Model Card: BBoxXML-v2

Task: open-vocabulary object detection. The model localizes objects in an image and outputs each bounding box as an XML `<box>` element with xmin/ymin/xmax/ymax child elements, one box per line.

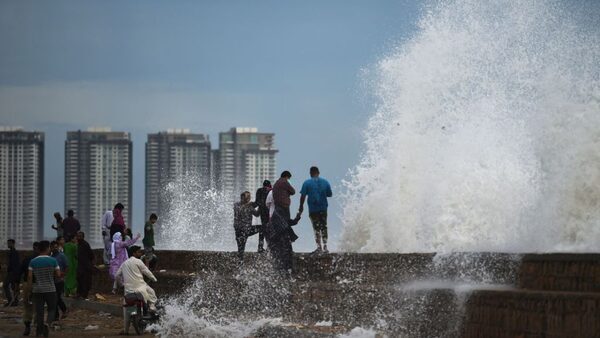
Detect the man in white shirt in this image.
<box><xmin>115</xmin><ymin>246</ymin><xmax>158</xmax><ymax>312</ymax></box>
<box><xmin>265</xmin><ymin>190</ymin><xmax>275</xmax><ymax>218</ymax></box>
<box><xmin>101</xmin><ymin>210</ymin><xmax>113</xmax><ymax>265</ymax></box>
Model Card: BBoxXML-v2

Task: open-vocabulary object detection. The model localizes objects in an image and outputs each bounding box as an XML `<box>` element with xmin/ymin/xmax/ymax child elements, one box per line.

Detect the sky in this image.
<box><xmin>0</xmin><ymin>0</ymin><xmax>421</xmax><ymax>251</ymax></box>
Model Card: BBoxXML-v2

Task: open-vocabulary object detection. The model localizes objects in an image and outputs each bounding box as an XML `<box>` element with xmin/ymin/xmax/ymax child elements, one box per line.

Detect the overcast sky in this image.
<box><xmin>0</xmin><ymin>0</ymin><xmax>421</xmax><ymax>251</ymax></box>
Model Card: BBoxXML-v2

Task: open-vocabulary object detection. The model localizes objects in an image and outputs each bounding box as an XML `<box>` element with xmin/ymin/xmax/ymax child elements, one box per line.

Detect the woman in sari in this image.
<box><xmin>109</xmin><ymin>231</ymin><xmax>140</xmax><ymax>291</ymax></box>
<box><xmin>63</xmin><ymin>235</ymin><xmax>78</xmax><ymax>296</ymax></box>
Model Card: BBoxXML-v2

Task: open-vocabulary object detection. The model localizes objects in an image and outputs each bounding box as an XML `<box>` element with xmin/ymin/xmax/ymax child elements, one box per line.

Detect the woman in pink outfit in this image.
<box><xmin>109</xmin><ymin>231</ymin><xmax>140</xmax><ymax>290</ymax></box>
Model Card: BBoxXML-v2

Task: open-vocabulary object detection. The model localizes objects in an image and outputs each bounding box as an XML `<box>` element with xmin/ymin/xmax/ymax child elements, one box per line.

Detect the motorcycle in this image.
<box><xmin>122</xmin><ymin>292</ymin><xmax>160</xmax><ymax>335</ymax></box>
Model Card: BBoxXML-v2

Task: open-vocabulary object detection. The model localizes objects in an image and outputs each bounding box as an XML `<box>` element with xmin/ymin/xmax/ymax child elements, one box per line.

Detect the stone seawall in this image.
<box><xmin>1</xmin><ymin>250</ymin><xmax>598</xmax><ymax>337</ymax></box>
<box><xmin>464</xmin><ymin>289</ymin><xmax>600</xmax><ymax>337</ymax></box>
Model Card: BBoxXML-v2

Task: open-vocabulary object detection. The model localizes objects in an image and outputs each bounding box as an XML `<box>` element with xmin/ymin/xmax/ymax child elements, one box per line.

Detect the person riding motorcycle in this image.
<box><xmin>115</xmin><ymin>245</ymin><xmax>158</xmax><ymax>312</ymax></box>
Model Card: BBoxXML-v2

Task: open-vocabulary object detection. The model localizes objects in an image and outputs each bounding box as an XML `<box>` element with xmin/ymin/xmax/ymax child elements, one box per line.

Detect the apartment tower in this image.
<box><xmin>65</xmin><ymin>128</ymin><xmax>132</xmax><ymax>246</ymax></box>
<box><xmin>217</xmin><ymin>127</ymin><xmax>277</xmax><ymax>196</ymax></box>
<box><xmin>145</xmin><ymin>129</ymin><xmax>211</xmax><ymax>219</ymax></box>
<box><xmin>0</xmin><ymin>127</ymin><xmax>44</xmax><ymax>247</ymax></box>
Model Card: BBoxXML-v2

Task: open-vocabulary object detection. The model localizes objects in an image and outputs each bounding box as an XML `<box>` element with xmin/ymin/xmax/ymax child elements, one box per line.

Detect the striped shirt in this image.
<box><xmin>29</xmin><ymin>255</ymin><xmax>59</xmax><ymax>293</ymax></box>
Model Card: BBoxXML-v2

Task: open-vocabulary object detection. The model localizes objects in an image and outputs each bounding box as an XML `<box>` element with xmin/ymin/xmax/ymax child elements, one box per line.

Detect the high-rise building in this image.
<box><xmin>65</xmin><ymin>128</ymin><xmax>132</xmax><ymax>246</ymax></box>
<box><xmin>217</xmin><ymin>127</ymin><xmax>277</xmax><ymax>196</ymax></box>
<box><xmin>0</xmin><ymin>127</ymin><xmax>44</xmax><ymax>247</ymax></box>
<box><xmin>145</xmin><ymin>129</ymin><xmax>211</xmax><ymax>219</ymax></box>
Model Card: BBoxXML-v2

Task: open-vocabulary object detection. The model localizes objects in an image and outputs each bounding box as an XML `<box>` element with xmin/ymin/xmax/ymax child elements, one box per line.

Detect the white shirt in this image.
<box><xmin>101</xmin><ymin>210</ymin><xmax>113</xmax><ymax>231</ymax></box>
<box><xmin>115</xmin><ymin>256</ymin><xmax>157</xmax><ymax>295</ymax></box>
<box><xmin>266</xmin><ymin>190</ymin><xmax>275</xmax><ymax>217</ymax></box>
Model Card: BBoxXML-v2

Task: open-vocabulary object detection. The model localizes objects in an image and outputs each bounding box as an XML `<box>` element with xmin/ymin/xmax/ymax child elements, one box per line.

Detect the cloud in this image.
<box><xmin>0</xmin><ymin>81</ymin><xmax>266</xmax><ymax>131</ymax></box>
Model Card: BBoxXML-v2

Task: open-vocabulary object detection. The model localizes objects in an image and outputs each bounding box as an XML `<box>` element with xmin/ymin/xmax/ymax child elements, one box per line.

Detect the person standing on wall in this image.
<box><xmin>272</xmin><ymin>170</ymin><xmax>300</xmax><ymax>244</ymax></box>
<box><xmin>142</xmin><ymin>213</ymin><xmax>159</xmax><ymax>270</ymax></box>
<box><xmin>62</xmin><ymin>210</ymin><xmax>80</xmax><ymax>242</ymax></box>
<box><xmin>264</xmin><ymin>209</ymin><xmax>301</xmax><ymax>274</ymax></box>
<box><xmin>50</xmin><ymin>212</ymin><xmax>63</xmax><ymax>238</ymax></box>
<box><xmin>273</xmin><ymin>171</ymin><xmax>295</xmax><ymax>220</ymax></box>
<box><xmin>100</xmin><ymin>209</ymin><xmax>114</xmax><ymax>265</ymax></box>
<box><xmin>255</xmin><ymin>180</ymin><xmax>272</xmax><ymax>253</ymax></box>
<box><xmin>299</xmin><ymin>166</ymin><xmax>333</xmax><ymax>254</ymax></box>
<box><xmin>233</xmin><ymin>191</ymin><xmax>260</xmax><ymax>263</ymax></box>
<box><xmin>110</xmin><ymin>203</ymin><xmax>127</xmax><ymax>239</ymax></box>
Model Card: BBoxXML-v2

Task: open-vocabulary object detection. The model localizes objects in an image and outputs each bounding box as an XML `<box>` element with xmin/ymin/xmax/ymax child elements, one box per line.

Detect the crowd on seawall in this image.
<box><xmin>1</xmin><ymin>166</ymin><xmax>332</xmax><ymax>336</ymax></box>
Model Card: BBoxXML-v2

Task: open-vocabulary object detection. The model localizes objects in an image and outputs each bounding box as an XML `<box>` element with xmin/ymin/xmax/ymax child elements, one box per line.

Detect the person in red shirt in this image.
<box><xmin>272</xmin><ymin>171</ymin><xmax>295</xmax><ymax>220</ymax></box>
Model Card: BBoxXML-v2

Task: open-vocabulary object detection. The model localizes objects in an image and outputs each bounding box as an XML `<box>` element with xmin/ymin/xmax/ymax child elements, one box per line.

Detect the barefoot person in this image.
<box><xmin>299</xmin><ymin>166</ymin><xmax>333</xmax><ymax>254</ymax></box>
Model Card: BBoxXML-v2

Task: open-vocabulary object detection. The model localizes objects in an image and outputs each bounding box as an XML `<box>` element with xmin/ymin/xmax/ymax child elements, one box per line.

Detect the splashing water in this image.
<box><xmin>158</xmin><ymin>172</ymin><xmax>235</xmax><ymax>251</ymax></box>
<box><xmin>150</xmin><ymin>1</ymin><xmax>599</xmax><ymax>337</ymax></box>
<box><xmin>341</xmin><ymin>0</ymin><xmax>600</xmax><ymax>253</ymax></box>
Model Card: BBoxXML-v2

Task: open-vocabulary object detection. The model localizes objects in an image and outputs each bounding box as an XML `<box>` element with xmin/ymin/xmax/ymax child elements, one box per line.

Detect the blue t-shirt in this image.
<box><xmin>300</xmin><ymin>177</ymin><xmax>332</xmax><ymax>213</ymax></box>
<box><xmin>29</xmin><ymin>255</ymin><xmax>59</xmax><ymax>293</ymax></box>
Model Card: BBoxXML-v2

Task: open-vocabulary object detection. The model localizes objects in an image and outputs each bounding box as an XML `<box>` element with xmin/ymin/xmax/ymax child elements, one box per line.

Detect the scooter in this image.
<box><xmin>122</xmin><ymin>292</ymin><xmax>160</xmax><ymax>335</ymax></box>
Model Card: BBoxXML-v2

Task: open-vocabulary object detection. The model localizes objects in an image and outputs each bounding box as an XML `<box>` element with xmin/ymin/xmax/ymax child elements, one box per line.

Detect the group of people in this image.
<box><xmin>1</xmin><ymin>203</ymin><xmax>159</xmax><ymax>337</ymax></box>
<box><xmin>1</xmin><ymin>166</ymin><xmax>332</xmax><ymax>335</ymax></box>
<box><xmin>96</xmin><ymin>204</ymin><xmax>159</xmax><ymax>312</ymax></box>
<box><xmin>233</xmin><ymin>166</ymin><xmax>332</xmax><ymax>273</ymax></box>
<box><xmin>2</xmin><ymin>232</ymin><xmax>94</xmax><ymax>337</ymax></box>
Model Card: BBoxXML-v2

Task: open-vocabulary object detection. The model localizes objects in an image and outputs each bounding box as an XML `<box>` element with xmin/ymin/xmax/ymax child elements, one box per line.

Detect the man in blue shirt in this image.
<box><xmin>28</xmin><ymin>240</ymin><xmax>60</xmax><ymax>337</ymax></box>
<box><xmin>299</xmin><ymin>166</ymin><xmax>333</xmax><ymax>254</ymax></box>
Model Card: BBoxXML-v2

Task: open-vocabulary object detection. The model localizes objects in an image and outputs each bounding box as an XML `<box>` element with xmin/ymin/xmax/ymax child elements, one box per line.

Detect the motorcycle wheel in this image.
<box><xmin>132</xmin><ymin>314</ymin><xmax>145</xmax><ymax>335</ymax></box>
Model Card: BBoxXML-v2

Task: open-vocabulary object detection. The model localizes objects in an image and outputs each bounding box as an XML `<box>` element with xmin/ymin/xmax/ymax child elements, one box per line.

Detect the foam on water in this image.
<box><xmin>341</xmin><ymin>0</ymin><xmax>600</xmax><ymax>253</ymax></box>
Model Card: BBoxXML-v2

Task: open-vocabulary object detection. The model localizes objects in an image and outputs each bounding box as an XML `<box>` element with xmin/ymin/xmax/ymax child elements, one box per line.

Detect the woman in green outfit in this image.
<box><xmin>63</xmin><ymin>236</ymin><xmax>78</xmax><ymax>296</ymax></box>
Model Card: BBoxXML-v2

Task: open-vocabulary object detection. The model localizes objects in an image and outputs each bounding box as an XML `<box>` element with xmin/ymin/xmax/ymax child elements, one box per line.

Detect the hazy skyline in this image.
<box><xmin>0</xmin><ymin>0</ymin><xmax>421</xmax><ymax>251</ymax></box>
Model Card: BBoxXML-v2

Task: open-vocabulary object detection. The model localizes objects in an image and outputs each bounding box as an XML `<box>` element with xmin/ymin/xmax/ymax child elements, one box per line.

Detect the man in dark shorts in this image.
<box><xmin>299</xmin><ymin>166</ymin><xmax>333</xmax><ymax>254</ymax></box>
